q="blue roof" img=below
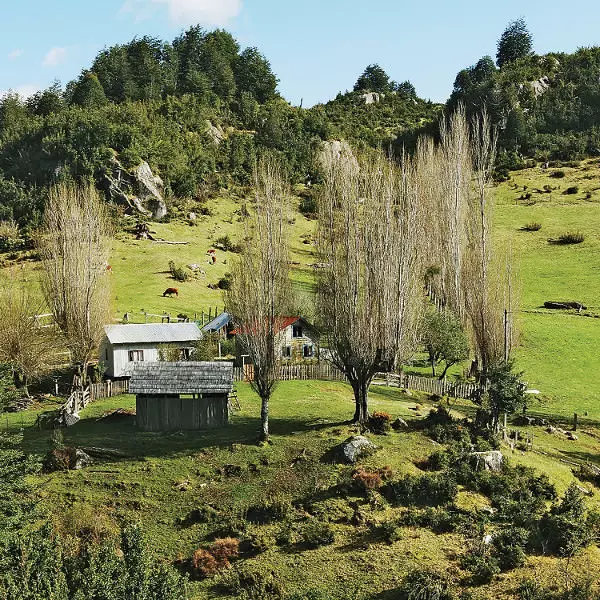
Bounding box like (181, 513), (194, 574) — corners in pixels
(202, 312), (231, 333)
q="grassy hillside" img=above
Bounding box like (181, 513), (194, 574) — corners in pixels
(494, 159), (600, 419)
(6, 380), (600, 599)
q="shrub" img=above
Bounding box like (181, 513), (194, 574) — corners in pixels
(517, 579), (545, 600)
(557, 231), (585, 244)
(300, 520), (335, 548)
(168, 260), (191, 282)
(247, 530), (275, 554)
(386, 472), (457, 507)
(379, 520), (402, 544)
(492, 527), (529, 571)
(222, 563), (284, 599)
(427, 450), (450, 471)
(0, 220), (24, 251)
(211, 537), (239, 562)
(299, 193), (317, 217)
(217, 273), (233, 290)
(563, 186), (579, 195)
(395, 568), (456, 600)
(246, 499), (291, 524)
(352, 467), (383, 491)
(369, 411), (392, 434)
(214, 234), (242, 253)
(307, 498), (354, 523)
(550, 170), (565, 178)
(522, 222), (542, 231)
(191, 548), (219, 578)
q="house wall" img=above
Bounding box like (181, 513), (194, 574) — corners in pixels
(101, 339), (196, 378)
(136, 394), (229, 431)
(278, 323), (319, 361)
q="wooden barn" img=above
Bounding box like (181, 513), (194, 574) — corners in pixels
(128, 361), (233, 432)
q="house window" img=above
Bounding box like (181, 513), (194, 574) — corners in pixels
(303, 345), (314, 358)
(292, 325), (303, 338)
(128, 350), (144, 362)
(180, 348), (191, 360)
(282, 345), (291, 358)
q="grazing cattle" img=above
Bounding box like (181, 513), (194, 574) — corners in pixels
(163, 287), (179, 297)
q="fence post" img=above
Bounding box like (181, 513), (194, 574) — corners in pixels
(573, 413), (578, 431)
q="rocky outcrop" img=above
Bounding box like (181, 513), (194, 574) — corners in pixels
(206, 120), (225, 145)
(104, 155), (167, 219)
(359, 92), (385, 104)
(470, 450), (503, 472)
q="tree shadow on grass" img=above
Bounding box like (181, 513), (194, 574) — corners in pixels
(561, 449), (600, 466)
(20, 413), (348, 460)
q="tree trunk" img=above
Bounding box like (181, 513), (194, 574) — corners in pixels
(438, 362), (453, 380)
(350, 378), (370, 424)
(260, 394), (269, 442)
(431, 358), (436, 377)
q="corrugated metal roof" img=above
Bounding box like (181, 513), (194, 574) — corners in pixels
(104, 323), (202, 345)
(202, 312), (231, 333)
(129, 361), (233, 395)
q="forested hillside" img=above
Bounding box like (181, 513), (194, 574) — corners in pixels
(0, 28), (438, 235)
(447, 19), (600, 170)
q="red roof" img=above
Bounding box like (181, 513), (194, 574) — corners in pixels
(230, 316), (300, 336)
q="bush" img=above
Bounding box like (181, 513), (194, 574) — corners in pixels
(379, 519), (402, 544)
(307, 497), (354, 523)
(168, 260), (191, 282)
(191, 548), (219, 578)
(550, 170), (566, 178)
(217, 273), (233, 290)
(247, 530), (275, 554)
(386, 472), (457, 507)
(214, 234), (242, 253)
(395, 568), (456, 600)
(211, 537), (239, 562)
(427, 450), (450, 471)
(557, 231), (585, 244)
(522, 222), (542, 231)
(300, 520), (335, 548)
(352, 467), (388, 491)
(563, 186), (579, 195)
(222, 563), (284, 599)
(369, 411), (392, 434)
(492, 527), (529, 571)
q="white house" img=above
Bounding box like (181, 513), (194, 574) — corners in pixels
(100, 323), (203, 378)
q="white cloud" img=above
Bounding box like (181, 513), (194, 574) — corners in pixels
(0, 84), (39, 99)
(121, 0), (243, 26)
(8, 49), (23, 60)
(43, 47), (68, 67)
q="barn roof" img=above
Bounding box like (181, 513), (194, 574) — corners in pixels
(230, 316), (306, 336)
(104, 323), (202, 345)
(202, 312), (231, 333)
(128, 361), (233, 395)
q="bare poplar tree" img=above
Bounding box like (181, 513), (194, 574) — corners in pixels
(317, 143), (422, 423)
(0, 280), (60, 396)
(463, 110), (511, 374)
(38, 182), (112, 381)
(226, 157), (292, 441)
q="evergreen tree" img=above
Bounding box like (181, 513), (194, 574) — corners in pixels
(70, 72), (108, 108)
(496, 18), (533, 68)
(234, 47), (278, 103)
(353, 64), (392, 93)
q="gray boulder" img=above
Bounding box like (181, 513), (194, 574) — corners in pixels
(71, 449), (92, 470)
(326, 436), (377, 464)
(470, 450), (503, 472)
(391, 417), (409, 430)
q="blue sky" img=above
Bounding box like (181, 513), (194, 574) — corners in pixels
(2, 0), (600, 106)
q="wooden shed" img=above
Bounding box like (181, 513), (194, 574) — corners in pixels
(129, 361), (233, 432)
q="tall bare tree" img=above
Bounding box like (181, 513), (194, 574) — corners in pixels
(317, 143), (422, 423)
(226, 157), (292, 441)
(0, 280), (60, 396)
(38, 182), (112, 381)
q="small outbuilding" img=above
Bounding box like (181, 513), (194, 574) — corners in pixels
(100, 323), (202, 378)
(129, 361), (233, 432)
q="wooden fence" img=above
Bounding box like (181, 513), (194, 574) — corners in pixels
(373, 372), (480, 400)
(233, 362), (346, 383)
(233, 363), (480, 400)
(88, 379), (130, 402)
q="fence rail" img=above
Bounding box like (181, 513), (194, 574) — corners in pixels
(233, 362), (346, 383)
(88, 379), (130, 402)
(372, 372), (480, 400)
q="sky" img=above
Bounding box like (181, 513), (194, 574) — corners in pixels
(2, 0), (600, 107)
